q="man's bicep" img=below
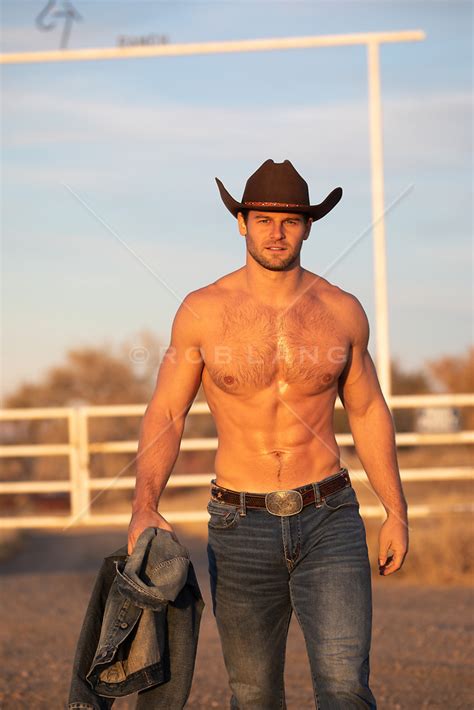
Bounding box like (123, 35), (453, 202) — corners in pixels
(338, 347), (383, 416)
(337, 295), (383, 415)
(146, 296), (204, 421)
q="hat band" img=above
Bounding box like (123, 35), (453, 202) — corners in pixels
(242, 200), (308, 208)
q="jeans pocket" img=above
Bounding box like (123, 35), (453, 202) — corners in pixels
(207, 500), (241, 529)
(323, 485), (360, 511)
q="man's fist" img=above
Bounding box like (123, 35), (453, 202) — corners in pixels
(378, 512), (409, 576)
(127, 509), (179, 555)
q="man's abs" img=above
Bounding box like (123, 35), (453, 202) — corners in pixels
(214, 443), (342, 493)
(204, 386), (343, 492)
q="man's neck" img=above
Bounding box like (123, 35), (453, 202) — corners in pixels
(242, 262), (309, 306)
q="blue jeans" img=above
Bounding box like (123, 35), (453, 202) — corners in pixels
(206, 472), (377, 709)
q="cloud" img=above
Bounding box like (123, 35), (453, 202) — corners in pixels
(3, 88), (471, 185)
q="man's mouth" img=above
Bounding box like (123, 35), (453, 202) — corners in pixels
(266, 246), (287, 251)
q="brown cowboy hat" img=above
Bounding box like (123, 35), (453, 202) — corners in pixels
(215, 159), (343, 221)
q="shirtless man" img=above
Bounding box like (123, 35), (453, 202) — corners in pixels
(128, 159), (409, 709)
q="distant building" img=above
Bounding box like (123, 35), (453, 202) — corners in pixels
(415, 407), (461, 433)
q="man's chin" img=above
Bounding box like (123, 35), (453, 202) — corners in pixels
(247, 245), (298, 271)
(263, 263), (292, 272)
(259, 256), (296, 271)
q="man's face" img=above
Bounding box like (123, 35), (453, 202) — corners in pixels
(237, 210), (312, 271)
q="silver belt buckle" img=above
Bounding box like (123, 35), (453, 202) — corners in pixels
(265, 489), (303, 516)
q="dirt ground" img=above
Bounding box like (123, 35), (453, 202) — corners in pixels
(0, 524), (473, 710)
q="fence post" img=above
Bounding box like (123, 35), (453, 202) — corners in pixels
(68, 407), (91, 523)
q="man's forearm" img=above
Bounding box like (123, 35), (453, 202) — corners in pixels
(131, 410), (185, 514)
(347, 399), (408, 519)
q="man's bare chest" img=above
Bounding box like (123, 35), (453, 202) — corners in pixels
(201, 297), (350, 395)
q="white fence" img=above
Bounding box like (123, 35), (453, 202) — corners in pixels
(0, 393), (472, 529)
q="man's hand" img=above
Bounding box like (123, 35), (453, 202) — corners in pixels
(378, 513), (409, 576)
(127, 509), (179, 555)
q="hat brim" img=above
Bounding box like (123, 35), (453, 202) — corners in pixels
(215, 178), (342, 222)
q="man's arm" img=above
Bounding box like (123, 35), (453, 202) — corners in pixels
(337, 295), (409, 576)
(128, 292), (204, 553)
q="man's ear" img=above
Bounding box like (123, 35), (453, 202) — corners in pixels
(303, 217), (313, 240)
(237, 211), (247, 236)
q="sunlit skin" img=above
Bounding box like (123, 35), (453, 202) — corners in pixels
(129, 209), (409, 576)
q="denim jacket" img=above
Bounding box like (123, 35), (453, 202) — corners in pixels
(68, 527), (205, 710)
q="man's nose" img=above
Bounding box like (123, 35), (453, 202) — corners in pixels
(272, 222), (285, 239)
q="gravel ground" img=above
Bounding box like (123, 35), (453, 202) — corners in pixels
(0, 526), (472, 710)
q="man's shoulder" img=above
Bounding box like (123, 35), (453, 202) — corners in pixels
(306, 273), (363, 310)
(307, 274), (368, 336)
(182, 269), (243, 307)
(179, 282), (216, 312)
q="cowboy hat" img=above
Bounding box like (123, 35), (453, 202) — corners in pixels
(215, 159), (343, 221)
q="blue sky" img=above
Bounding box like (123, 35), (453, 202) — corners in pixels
(1, 1), (472, 399)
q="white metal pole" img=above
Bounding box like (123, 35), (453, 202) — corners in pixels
(367, 40), (391, 397)
(0, 30), (425, 65)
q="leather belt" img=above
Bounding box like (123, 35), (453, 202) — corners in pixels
(210, 467), (351, 516)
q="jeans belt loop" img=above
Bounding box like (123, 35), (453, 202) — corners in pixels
(312, 481), (322, 508)
(239, 491), (247, 516)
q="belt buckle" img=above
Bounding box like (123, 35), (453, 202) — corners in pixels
(265, 489), (303, 516)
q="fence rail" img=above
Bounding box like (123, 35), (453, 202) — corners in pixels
(0, 394), (472, 529)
